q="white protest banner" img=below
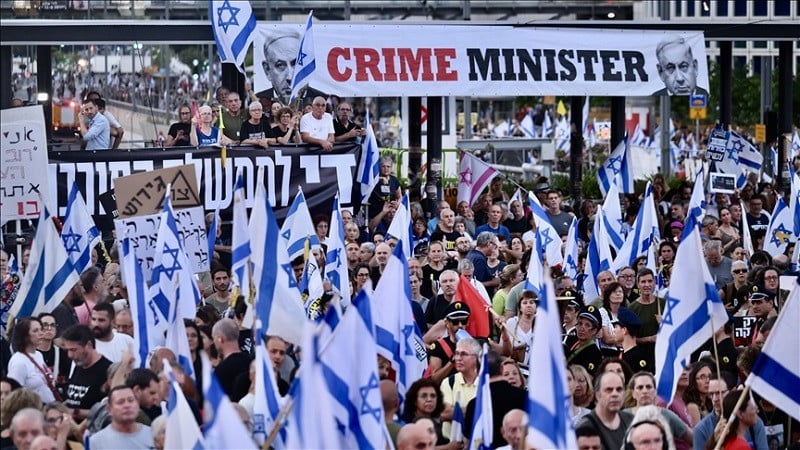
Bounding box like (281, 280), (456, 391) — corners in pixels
(254, 24), (709, 99)
(114, 206), (209, 280)
(1, 105), (52, 224)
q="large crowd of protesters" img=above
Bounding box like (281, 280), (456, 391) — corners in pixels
(1, 82), (799, 450)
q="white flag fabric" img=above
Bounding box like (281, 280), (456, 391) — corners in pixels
(598, 136), (634, 196)
(745, 277), (800, 421)
(740, 200), (755, 257)
(583, 205), (613, 301)
(458, 151), (500, 207)
(611, 183), (661, 273)
(250, 179), (306, 345)
(450, 393), (466, 443)
(357, 110), (382, 202)
(280, 188), (320, 261)
(325, 194), (351, 309)
(386, 192), (413, 260)
(165, 312), (194, 380)
(163, 360), (204, 450)
(524, 231), (545, 298)
(520, 113), (536, 138)
(581, 97), (590, 142)
(147, 188), (200, 323)
(62, 181), (101, 274)
(231, 174), (252, 305)
(252, 332), (287, 447)
(120, 237), (162, 367)
(210, 0), (257, 72)
(555, 117), (570, 151)
(541, 109), (553, 138)
(318, 290), (388, 449)
(372, 245), (427, 404)
(285, 322), (341, 449)
(289, 12), (316, 103)
(563, 217), (580, 283)
(601, 183), (625, 251)
(526, 269), (577, 449)
(468, 344), (493, 450)
(9, 207), (79, 319)
(201, 352), (257, 450)
(655, 215), (729, 404)
(527, 192), (564, 267)
(687, 166), (706, 222)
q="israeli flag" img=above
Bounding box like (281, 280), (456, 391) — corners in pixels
(252, 331), (286, 448)
(147, 187), (200, 324)
(62, 181), (101, 274)
(9, 206), (79, 319)
(326, 194), (351, 309)
(372, 244), (427, 404)
(210, 0), (257, 73)
(231, 174), (252, 307)
(601, 183), (626, 251)
(687, 166), (706, 222)
(524, 231), (545, 298)
(563, 217), (580, 283)
(526, 268), (577, 449)
(386, 192), (413, 260)
(201, 352), (257, 449)
(655, 214), (728, 404)
(612, 183), (661, 273)
(289, 12), (316, 103)
(527, 192), (564, 267)
(120, 237), (162, 367)
(358, 110), (382, 202)
(250, 179), (306, 345)
(598, 135), (634, 196)
(468, 344), (493, 450)
(541, 109), (553, 138)
(163, 360), (204, 450)
(318, 290), (387, 449)
(280, 188), (320, 261)
(165, 313), (194, 380)
(762, 197), (795, 255)
(520, 112), (536, 138)
(583, 205), (613, 301)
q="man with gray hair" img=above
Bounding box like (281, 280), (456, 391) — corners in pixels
(651, 35), (708, 96)
(703, 240), (733, 289)
(440, 337), (482, 439)
(257, 28), (324, 105)
(467, 232), (501, 293)
(9, 408), (44, 450)
(300, 96), (335, 151)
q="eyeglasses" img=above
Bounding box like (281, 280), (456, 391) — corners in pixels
(732, 269), (748, 274)
(41, 323), (57, 330)
(696, 374), (711, 381)
(764, 275), (779, 281)
(180, 111), (191, 115)
(313, 103), (326, 107)
(339, 108), (351, 112)
(453, 351), (474, 358)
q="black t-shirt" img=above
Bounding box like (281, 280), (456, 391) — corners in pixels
(426, 336), (456, 376)
(429, 228), (462, 252)
(65, 356), (112, 410)
(215, 352), (251, 399)
(564, 337), (603, 377)
(367, 176), (402, 218)
(239, 120), (273, 142)
(333, 118), (358, 140)
(167, 122), (191, 146)
(271, 125), (300, 143)
(622, 344), (655, 374)
(425, 295), (452, 326)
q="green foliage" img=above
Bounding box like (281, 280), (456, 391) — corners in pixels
(551, 174), (571, 196)
(582, 172), (602, 200)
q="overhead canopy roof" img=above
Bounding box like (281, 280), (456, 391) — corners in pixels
(1, 19), (798, 45)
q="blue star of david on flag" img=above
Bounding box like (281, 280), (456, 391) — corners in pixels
(157, 243), (183, 280)
(62, 230), (82, 253)
(539, 228), (554, 250)
(769, 223), (792, 246)
(281, 262), (299, 289)
(661, 296), (680, 326)
(607, 156), (622, 175)
(215, 0), (240, 33)
(359, 373), (382, 422)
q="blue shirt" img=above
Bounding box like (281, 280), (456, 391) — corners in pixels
(196, 126), (220, 146)
(84, 113), (110, 150)
(475, 223), (511, 243)
(693, 411), (768, 450)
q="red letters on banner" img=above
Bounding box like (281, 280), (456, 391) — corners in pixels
(328, 47), (458, 82)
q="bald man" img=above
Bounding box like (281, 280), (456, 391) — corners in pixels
(397, 418), (437, 450)
(499, 409), (528, 450)
(29, 435), (58, 450)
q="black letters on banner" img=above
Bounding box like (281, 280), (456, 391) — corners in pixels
(48, 144), (363, 230)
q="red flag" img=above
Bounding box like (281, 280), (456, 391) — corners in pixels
(455, 275), (491, 338)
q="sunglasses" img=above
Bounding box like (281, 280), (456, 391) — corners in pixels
(732, 269), (748, 274)
(449, 318), (468, 326)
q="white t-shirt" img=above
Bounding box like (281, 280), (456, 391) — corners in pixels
(95, 331), (137, 365)
(7, 350), (56, 403)
(505, 316), (534, 366)
(300, 112), (335, 141)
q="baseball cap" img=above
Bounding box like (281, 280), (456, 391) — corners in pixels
(612, 307), (642, 331)
(578, 305), (602, 329)
(445, 301), (471, 321)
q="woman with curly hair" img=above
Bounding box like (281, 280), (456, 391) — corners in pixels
(682, 359), (714, 426)
(401, 378), (448, 445)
